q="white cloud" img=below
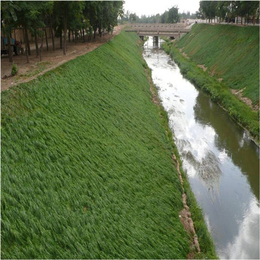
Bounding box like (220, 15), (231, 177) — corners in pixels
(123, 0), (200, 17)
(222, 198), (260, 259)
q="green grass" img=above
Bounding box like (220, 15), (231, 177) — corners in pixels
(177, 24), (259, 105)
(162, 33), (259, 142)
(1, 31), (219, 259)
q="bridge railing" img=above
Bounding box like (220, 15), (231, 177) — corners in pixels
(129, 23), (187, 29)
(125, 23), (191, 37)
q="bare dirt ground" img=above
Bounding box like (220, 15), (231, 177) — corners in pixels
(1, 25), (125, 92)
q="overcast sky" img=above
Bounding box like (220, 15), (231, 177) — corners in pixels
(123, 0), (200, 17)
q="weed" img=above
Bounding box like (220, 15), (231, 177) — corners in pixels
(11, 63), (18, 76)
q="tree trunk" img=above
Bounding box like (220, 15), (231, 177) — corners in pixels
(40, 33), (43, 61)
(68, 29), (71, 42)
(253, 14), (256, 25)
(45, 28), (49, 51)
(81, 29), (83, 40)
(8, 34), (13, 63)
(24, 28), (29, 63)
(50, 21), (55, 51)
(63, 12), (67, 55)
(60, 34), (62, 49)
(34, 29), (39, 56)
(25, 28), (30, 56)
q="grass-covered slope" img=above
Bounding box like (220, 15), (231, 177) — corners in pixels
(2, 31), (206, 258)
(162, 25), (259, 142)
(177, 24), (259, 105)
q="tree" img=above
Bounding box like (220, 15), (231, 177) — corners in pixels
(53, 1), (84, 55)
(1, 1), (20, 62)
(13, 1), (49, 62)
(129, 13), (137, 23)
(167, 6), (180, 23)
(239, 1), (259, 25)
(84, 1), (102, 39)
(216, 1), (229, 22)
(199, 1), (218, 22)
(161, 11), (168, 23)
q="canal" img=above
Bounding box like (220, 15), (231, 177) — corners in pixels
(143, 37), (259, 259)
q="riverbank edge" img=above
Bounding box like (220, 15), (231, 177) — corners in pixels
(161, 39), (259, 145)
(142, 51), (218, 259)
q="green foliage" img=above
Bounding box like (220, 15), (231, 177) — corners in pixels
(198, 1), (218, 21)
(2, 31), (194, 259)
(162, 38), (259, 142)
(199, 1), (259, 23)
(176, 24), (259, 105)
(11, 63), (18, 76)
(126, 6), (180, 23)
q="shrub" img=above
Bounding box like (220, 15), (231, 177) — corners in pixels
(11, 63), (18, 76)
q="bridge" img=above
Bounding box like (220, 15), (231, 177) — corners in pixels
(125, 23), (191, 39)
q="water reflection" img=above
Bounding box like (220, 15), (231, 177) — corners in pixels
(194, 91), (259, 199)
(143, 37), (260, 259)
(224, 198), (259, 259)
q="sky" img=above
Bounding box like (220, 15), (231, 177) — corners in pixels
(123, 0), (200, 17)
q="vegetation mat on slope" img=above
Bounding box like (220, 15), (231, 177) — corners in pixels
(177, 24), (259, 105)
(2, 31), (200, 259)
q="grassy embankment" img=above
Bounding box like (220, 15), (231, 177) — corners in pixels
(2, 31), (217, 258)
(162, 24), (259, 142)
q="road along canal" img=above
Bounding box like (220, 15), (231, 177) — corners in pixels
(143, 37), (259, 259)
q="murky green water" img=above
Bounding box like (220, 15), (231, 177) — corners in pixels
(143, 37), (259, 259)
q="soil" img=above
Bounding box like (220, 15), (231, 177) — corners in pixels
(179, 48), (190, 59)
(231, 87), (259, 111)
(197, 64), (207, 72)
(172, 154), (201, 256)
(1, 25), (125, 92)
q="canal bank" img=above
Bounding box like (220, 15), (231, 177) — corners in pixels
(143, 37), (259, 259)
(1, 31), (216, 258)
(161, 24), (259, 143)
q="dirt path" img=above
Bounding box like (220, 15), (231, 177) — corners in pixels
(1, 25), (125, 92)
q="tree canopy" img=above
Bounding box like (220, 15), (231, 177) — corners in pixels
(198, 1), (259, 24)
(1, 0), (124, 59)
(123, 6), (180, 24)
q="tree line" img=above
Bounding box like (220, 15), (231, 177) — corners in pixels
(123, 6), (180, 24)
(197, 1), (259, 24)
(122, 1), (259, 25)
(1, 1), (124, 62)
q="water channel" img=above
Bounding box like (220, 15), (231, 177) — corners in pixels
(143, 37), (259, 259)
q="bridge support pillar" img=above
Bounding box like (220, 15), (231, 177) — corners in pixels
(153, 36), (159, 45)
